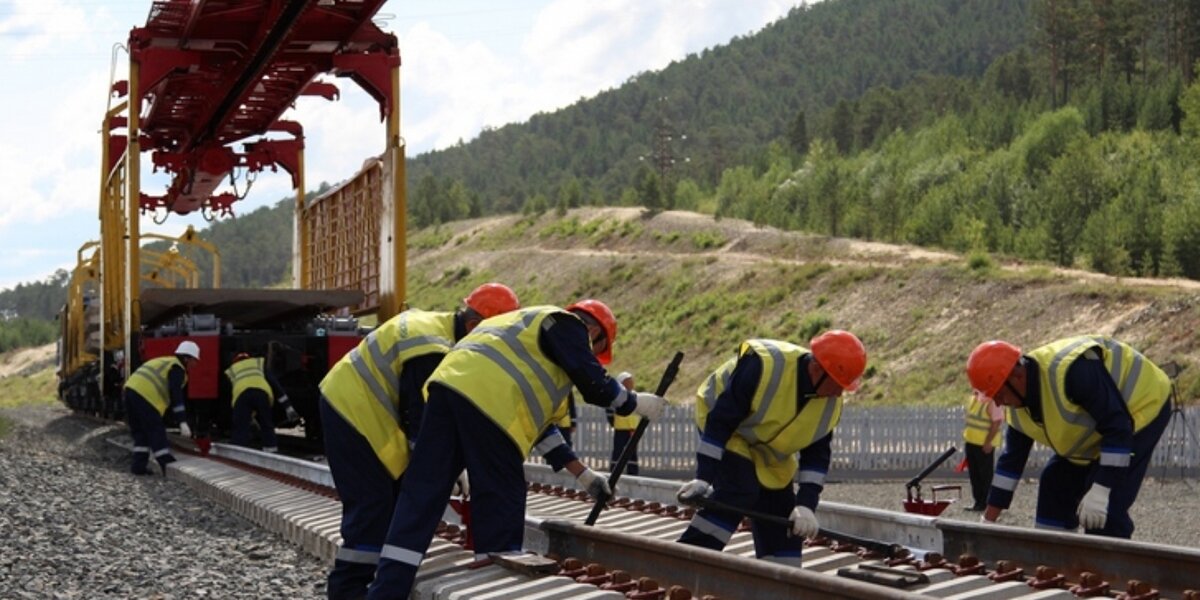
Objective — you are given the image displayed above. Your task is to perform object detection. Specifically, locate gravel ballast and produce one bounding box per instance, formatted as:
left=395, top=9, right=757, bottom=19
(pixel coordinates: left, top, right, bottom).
left=3, top=403, right=1198, bottom=600
left=0, top=405, right=328, bottom=599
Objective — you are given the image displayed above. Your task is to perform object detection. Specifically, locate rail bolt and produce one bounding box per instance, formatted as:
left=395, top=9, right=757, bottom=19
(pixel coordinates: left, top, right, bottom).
left=558, top=557, right=587, bottom=579
left=666, top=585, right=693, bottom=599
left=951, top=554, right=985, bottom=576
left=988, top=560, right=1025, bottom=583
left=600, top=570, right=639, bottom=593
left=1029, top=566, right=1066, bottom=589
left=919, top=552, right=947, bottom=571
left=627, top=576, right=665, bottom=599
left=1069, top=571, right=1111, bottom=597
left=577, top=563, right=611, bottom=585
left=1115, top=579, right=1159, bottom=600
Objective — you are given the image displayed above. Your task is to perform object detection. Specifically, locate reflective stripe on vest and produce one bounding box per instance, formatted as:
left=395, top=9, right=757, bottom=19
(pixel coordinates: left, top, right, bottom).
left=429, top=307, right=574, bottom=457
left=225, top=357, right=273, bottom=406
left=694, top=339, right=843, bottom=489
left=125, top=356, right=186, bottom=416
left=1007, top=336, right=1170, bottom=465
left=963, top=396, right=1001, bottom=446
left=320, top=309, right=455, bottom=479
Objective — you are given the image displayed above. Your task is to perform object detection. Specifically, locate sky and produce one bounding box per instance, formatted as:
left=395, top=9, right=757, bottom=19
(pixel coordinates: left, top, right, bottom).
left=0, top=0, right=802, bottom=292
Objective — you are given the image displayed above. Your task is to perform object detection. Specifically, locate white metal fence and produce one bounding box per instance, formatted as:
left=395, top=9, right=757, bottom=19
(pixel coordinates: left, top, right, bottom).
left=550, top=404, right=1200, bottom=480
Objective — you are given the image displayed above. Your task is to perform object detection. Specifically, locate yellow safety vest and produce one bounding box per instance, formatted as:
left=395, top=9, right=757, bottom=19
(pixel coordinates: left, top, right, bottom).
left=613, top=411, right=642, bottom=430
left=320, top=309, right=455, bottom=479
left=125, top=356, right=187, bottom=416
left=695, top=339, right=843, bottom=489
left=1007, top=336, right=1171, bottom=465
left=429, top=307, right=575, bottom=458
left=963, top=396, right=1002, bottom=446
left=225, top=357, right=273, bottom=406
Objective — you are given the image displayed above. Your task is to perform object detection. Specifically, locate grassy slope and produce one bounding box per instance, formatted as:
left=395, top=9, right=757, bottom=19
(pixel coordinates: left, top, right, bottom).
left=405, top=208, right=1200, bottom=407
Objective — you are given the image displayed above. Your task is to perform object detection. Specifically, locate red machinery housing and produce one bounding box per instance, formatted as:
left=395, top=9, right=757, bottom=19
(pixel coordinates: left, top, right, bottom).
left=134, top=288, right=364, bottom=441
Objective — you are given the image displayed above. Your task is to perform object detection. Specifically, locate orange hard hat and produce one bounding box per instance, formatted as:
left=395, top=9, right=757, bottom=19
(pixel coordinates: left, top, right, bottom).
left=233, top=352, right=251, bottom=363
left=463, top=283, right=520, bottom=319
left=566, top=299, right=617, bottom=365
left=966, top=340, right=1021, bottom=400
left=810, top=330, right=867, bottom=392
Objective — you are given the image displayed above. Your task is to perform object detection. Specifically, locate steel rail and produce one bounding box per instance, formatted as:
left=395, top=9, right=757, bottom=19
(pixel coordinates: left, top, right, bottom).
left=528, top=516, right=935, bottom=600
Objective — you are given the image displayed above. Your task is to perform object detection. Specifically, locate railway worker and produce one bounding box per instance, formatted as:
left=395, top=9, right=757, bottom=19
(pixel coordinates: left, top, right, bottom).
left=124, top=340, right=199, bottom=476
left=607, top=371, right=642, bottom=475
left=366, top=299, right=668, bottom=599
left=224, top=352, right=298, bottom=452
left=967, top=336, right=1173, bottom=538
left=676, top=331, right=868, bottom=567
left=319, top=282, right=521, bottom=600
left=962, top=393, right=1004, bottom=511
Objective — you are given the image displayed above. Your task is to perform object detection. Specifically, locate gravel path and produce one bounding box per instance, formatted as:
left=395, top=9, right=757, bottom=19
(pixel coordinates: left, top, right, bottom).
left=0, top=404, right=328, bottom=599
left=821, top=475, right=1200, bottom=548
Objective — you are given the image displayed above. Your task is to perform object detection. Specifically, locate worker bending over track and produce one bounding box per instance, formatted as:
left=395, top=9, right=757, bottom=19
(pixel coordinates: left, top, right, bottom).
left=967, top=336, right=1172, bottom=538
left=366, top=300, right=667, bottom=599
left=676, top=331, right=867, bottom=567
left=124, top=341, right=199, bottom=475
left=319, top=283, right=520, bottom=600
left=224, top=352, right=297, bottom=452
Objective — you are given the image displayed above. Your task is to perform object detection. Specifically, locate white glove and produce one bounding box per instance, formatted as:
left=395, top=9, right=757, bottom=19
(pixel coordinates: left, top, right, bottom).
left=285, top=406, right=300, bottom=422
left=676, top=479, right=713, bottom=503
left=1077, top=484, right=1110, bottom=530
left=576, top=468, right=612, bottom=499
left=452, top=470, right=470, bottom=498
left=179, top=421, right=192, bottom=438
left=632, top=392, right=666, bottom=421
left=790, top=505, right=819, bottom=538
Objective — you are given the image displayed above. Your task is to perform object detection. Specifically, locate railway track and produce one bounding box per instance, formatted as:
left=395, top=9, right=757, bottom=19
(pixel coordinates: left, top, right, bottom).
left=144, top=436, right=1200, bottom=599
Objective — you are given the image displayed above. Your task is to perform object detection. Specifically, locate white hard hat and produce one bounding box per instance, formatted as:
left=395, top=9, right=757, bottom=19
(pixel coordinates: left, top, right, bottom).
left=175, top=340, right=201, bottom=361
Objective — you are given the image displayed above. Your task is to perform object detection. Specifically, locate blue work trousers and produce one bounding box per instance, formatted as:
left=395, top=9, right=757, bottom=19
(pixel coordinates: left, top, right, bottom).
left=125, top=390, right=175, bottom=475
left=677, top=451, right=803, bottom=563
left=232, top=389, right=278, bottom=451
left=366, top=385, right=526, bottom=600
left=320, top=396, right=403, bottom=600
left=610, top=428, right=639, bottom=475
left=1035, top=400, right=1172, bottom=538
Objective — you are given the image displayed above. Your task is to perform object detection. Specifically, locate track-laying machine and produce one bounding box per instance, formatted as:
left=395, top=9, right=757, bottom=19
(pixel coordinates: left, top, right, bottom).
left=57, top=0, right=410, bottom=443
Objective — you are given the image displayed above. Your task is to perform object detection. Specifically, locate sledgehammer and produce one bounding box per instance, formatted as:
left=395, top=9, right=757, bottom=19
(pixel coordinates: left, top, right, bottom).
left=585, top=351, right=685, bottom=526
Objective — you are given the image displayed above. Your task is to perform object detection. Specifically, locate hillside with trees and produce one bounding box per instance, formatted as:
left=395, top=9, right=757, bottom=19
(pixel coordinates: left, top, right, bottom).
left=405, top=0, right=1034, bottom=223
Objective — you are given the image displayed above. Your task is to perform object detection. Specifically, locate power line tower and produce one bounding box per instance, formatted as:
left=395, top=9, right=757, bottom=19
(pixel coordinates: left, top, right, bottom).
left=639, top=96, right=689, bottom=194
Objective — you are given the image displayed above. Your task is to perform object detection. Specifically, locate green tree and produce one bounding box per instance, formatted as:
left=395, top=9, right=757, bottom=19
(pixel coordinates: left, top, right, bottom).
left=788, top=110, right=809, bottom=155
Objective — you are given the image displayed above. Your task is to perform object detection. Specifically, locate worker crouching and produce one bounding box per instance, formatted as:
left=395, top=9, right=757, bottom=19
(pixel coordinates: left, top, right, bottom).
left=967, top=336, right=1172, bottom=538
left=676, top=331, right=867, bottom=567
left=225, top=352, right=298, bottom=452
left=125, top=341, right=198, bottom=475
left=365, top=300, right=667, bottom=599
left=320, top=283, right=521, bottom=600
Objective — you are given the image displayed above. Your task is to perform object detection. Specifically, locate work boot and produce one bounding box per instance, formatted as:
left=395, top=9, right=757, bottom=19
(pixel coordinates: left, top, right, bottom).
left=156, top=454, right=178, bottom=476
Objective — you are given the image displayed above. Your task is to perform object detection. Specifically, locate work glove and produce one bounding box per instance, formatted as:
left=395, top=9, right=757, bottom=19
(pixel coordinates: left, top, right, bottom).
left=178, top=421, right=192, bottom=438
left=452, top=470, right=470, bottom=498
left=1077, top=484, right=1110, bottom=530
left=576, top=468, right=612, bottom=500
left=615, top=372, right=634, bottom=387
left=676, top=479, right=713, bottom=503
left=285, top=406, right=300, bottom=422
left=632, top=393, right=666, bottom=421
left=789, top=505, right=819, bottom=538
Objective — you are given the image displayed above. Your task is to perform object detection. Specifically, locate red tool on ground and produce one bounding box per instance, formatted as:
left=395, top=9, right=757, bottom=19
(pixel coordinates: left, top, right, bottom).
left=448, top=496, right=474, bottom=550
left=902, top=446, right=961, bottom=516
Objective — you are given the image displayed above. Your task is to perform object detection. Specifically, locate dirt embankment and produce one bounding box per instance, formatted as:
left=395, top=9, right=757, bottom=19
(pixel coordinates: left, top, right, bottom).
left=0, top=343, right=56, bottom=379
left=406, top=208, right=1200, bottom=405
